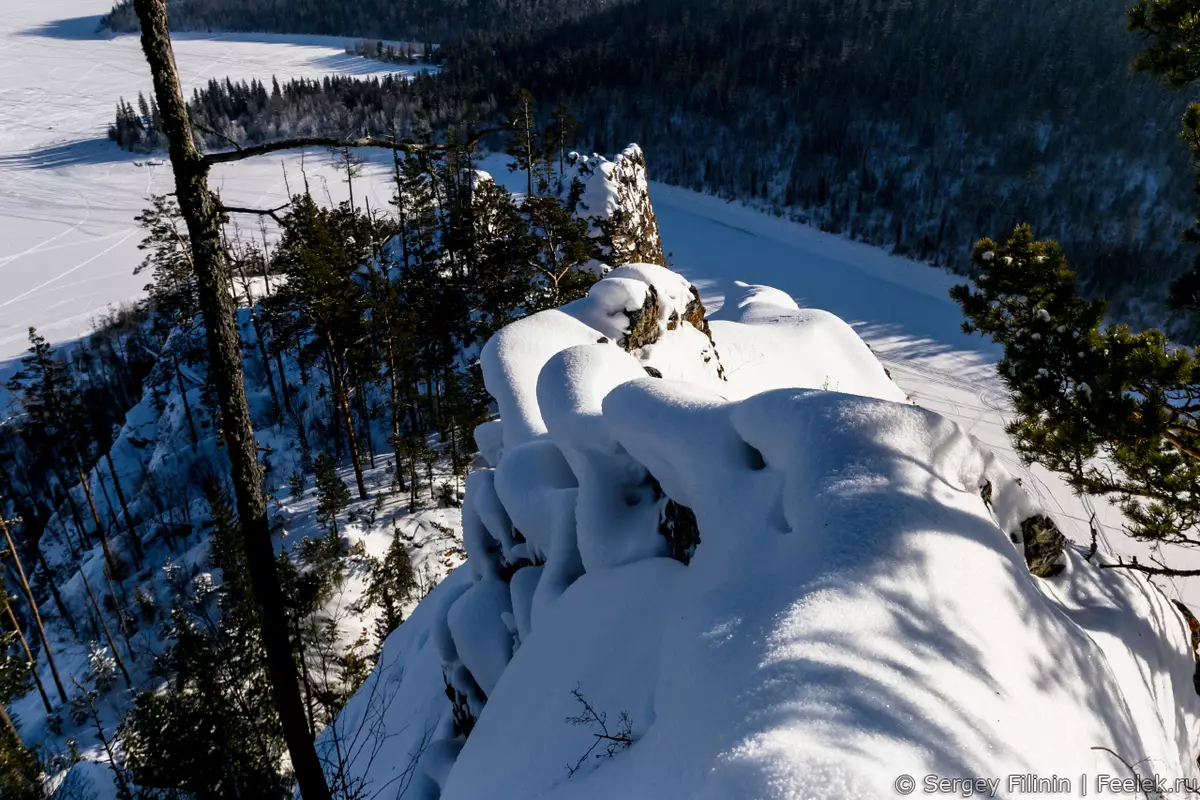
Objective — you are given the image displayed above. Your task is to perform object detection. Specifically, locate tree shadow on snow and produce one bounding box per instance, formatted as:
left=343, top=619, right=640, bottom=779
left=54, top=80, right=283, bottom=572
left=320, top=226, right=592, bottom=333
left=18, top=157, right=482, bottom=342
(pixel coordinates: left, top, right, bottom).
left=0, top=139, right=143, bottom=171
left=18, top=16, right=110, bottom=41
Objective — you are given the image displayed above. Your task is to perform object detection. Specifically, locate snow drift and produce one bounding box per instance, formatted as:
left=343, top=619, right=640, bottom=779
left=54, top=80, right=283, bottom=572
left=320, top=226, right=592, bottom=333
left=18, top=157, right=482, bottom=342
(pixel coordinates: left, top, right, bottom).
left=327, top=271, right=1200, bottom=798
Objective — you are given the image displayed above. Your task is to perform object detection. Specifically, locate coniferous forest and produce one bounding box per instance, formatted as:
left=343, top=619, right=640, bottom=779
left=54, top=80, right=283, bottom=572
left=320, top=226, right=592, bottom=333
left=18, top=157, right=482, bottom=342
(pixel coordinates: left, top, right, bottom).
left=5, top=86, right=620, bottom=793
left=9, top=0, right=1200, bottom=795
left=103, top=0, right=1200, bottom=325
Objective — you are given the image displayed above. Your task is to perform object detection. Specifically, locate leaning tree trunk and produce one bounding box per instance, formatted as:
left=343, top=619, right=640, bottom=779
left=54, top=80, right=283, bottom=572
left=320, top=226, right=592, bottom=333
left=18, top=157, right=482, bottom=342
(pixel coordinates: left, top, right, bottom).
left=76, top=461, right=122, bottom=582
left=2, top=598, right=51, bottom=714
left=326, top=336, right=369, bottom=500
left=0, top=509, right=67, bottom=704
left=78, top=568, right=131, bottom=689
left=130, top=3, right=333, bottom=798
left=105, top=452, right=144, bottom=569
left=33, top=546, right=76, bottom=638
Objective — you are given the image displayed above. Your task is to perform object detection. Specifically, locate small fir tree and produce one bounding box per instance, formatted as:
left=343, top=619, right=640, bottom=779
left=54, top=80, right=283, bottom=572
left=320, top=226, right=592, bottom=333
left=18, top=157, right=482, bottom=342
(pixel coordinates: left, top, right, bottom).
left=313, top=453, right=352, bottom=537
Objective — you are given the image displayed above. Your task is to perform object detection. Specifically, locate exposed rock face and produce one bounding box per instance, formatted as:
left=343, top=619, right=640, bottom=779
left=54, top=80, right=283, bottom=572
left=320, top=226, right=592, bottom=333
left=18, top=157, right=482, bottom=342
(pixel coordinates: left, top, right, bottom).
left=562, top=145, right=666, bottom=269
left=1019, top=514, right=1066, bottom=577
left=1171, top=600, right=1200, bottom=696
left=602, top=146, right=666, bottom=267
left=659, top=498, right=701, bottom=565
left=619, top=284, right=662, bottom=351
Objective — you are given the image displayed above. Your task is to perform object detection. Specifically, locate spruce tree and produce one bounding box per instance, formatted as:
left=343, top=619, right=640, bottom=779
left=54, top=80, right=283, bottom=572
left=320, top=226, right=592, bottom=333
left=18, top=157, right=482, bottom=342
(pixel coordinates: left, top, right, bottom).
left=313, top=454, right=351, bottom=538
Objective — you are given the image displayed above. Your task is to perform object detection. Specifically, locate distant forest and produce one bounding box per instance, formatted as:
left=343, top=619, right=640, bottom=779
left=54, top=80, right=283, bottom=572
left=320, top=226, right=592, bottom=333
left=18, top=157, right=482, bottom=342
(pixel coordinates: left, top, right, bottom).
left=104, top=0, right=1200, bottom=326
left=100, top=0, right=632, bottom=43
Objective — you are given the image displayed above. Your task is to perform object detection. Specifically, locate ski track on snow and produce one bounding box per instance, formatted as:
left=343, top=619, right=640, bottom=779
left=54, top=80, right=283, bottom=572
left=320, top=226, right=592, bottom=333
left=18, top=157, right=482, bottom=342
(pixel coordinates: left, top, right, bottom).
left=0, top=0, right=419, bottom=360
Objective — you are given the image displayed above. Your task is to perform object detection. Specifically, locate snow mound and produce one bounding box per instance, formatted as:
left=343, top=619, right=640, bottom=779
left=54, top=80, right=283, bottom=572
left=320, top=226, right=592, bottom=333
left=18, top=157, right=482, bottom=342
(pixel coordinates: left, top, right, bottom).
left=327, top=267, right=1200, bottom=798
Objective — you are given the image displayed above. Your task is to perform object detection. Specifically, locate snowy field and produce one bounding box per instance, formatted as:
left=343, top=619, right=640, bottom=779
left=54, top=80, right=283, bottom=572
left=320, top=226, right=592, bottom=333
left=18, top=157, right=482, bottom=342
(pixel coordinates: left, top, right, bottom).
left=1, top=0, right=1193, bottom=606
left=0, top=0, right=417, bottom=359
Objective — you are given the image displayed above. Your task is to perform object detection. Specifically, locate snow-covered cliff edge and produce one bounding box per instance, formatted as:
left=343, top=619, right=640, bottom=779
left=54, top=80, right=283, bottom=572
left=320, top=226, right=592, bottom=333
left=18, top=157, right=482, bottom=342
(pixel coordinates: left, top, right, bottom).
left=324, top=267, right=1200, bottom=798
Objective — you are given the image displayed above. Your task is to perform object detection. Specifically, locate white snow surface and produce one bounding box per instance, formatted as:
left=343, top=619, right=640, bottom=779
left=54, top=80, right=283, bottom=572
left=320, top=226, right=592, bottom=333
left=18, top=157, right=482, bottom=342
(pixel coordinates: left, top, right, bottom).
left=328, top=265, right=1200, bottom=799
left=0, top=0, right=427, bottom=360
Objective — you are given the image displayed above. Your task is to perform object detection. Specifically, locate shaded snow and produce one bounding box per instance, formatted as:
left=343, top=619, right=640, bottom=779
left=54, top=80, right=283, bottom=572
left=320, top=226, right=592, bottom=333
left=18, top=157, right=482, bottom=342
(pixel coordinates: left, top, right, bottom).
left=331, top=263, right=1200, bottom=798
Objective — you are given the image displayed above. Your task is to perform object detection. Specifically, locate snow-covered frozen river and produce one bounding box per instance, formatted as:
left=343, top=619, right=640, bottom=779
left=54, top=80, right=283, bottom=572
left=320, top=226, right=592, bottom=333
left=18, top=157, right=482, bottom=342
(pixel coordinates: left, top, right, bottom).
left=0, top=0, right=413, bottom=358
left=3, top=0, right=1195, bottom=600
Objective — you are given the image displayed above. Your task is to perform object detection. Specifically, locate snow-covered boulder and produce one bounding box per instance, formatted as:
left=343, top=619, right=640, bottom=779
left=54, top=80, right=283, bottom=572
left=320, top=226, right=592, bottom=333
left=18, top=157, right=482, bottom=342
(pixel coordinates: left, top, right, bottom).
left=324, top=267, right=1200, bottom=799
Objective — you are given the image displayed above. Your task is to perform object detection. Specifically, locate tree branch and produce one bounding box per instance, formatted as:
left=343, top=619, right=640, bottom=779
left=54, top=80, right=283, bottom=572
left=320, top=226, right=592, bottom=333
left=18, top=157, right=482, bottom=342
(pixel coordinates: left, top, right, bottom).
left=192, top=121, right=243, bottom=152
left=217, top=202, right=290, bottom=224
left=1098, top=558, right=1200, bottom=577
left=200, top=128, right=502, bottom=167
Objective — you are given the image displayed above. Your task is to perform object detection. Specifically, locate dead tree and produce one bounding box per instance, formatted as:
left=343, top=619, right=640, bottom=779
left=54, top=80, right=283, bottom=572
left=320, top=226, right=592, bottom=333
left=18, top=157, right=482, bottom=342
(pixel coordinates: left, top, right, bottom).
left=0, top=509, right=67, bottom=704
left=2, top=595, right=52, bottom=714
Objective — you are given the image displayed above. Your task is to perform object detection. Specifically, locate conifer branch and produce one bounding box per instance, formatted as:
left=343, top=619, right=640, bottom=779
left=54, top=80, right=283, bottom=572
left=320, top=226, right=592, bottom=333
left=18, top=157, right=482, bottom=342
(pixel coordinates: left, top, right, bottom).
left=200, top=128, right=501, bottom=167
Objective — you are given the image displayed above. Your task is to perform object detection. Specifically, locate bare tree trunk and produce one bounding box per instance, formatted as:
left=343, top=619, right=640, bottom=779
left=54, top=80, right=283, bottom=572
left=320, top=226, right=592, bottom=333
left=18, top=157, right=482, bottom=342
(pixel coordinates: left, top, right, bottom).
left=77, top=463, right=122, bottom=582
left=34, top=547, right=77, bottom=638
left=78, top=567, right=131, bottom=689
left=327, top=337, right=369, bottom=500
left=0, top=702, right=22, bottom=745
left=235, top=258, right=282, bottom=422
left=0, top=510, right=67, bottom=704
left=356, top=380, right=376, bottom=469
left=51, top=464, right=91, bottom=550
left=105, top=452, right=144, bottom=570
left=130, top=3, right=333, bottom=796
left=2, top=598, right=51, bottom=713
left=294, top=616, right=318, bottom=739
left=176, top=364, right=199, bottom=447
left=386, top=339, right=408, bottom=492
left=103, top=564, right=137, bottom=664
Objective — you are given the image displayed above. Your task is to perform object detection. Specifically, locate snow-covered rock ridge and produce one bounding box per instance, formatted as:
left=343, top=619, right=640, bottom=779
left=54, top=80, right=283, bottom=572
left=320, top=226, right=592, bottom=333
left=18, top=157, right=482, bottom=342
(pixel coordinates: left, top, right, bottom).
left=561, top=144, right=667, bottom=269
left=327, top=267, right=1200, bottom=798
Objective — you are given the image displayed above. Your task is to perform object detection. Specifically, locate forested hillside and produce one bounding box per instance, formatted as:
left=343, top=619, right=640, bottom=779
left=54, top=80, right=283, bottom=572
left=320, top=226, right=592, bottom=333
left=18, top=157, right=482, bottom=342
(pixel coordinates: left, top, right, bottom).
left=104, top=0, right=1200, bottom=328
left=100, top=0, right=633, bottom=44
left=0, top=129, right=669, bottom=796
left=439, top=0, right=1195, bottom=317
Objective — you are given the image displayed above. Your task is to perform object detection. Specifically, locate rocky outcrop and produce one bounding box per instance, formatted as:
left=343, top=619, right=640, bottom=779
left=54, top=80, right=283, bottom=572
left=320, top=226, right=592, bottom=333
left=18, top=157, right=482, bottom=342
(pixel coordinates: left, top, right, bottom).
left=619, top=284, right=663, bottom=351
left=1019, top=514, right=1066, bottom=577
left=562, top=145, right=666, bottom=269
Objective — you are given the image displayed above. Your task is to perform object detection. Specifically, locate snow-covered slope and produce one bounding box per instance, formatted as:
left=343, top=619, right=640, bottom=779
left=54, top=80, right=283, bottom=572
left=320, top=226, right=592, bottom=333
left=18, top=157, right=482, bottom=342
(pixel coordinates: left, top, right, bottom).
left=327, top=269, right=1200, bottom=798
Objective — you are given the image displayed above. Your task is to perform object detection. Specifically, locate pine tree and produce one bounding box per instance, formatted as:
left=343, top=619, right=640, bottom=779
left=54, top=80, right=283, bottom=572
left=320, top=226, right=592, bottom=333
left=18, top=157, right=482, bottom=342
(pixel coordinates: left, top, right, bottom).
left=545, top=103, right=579, bottom=181
left=273, top=194, right=372, bottom=501
left=945, top=0, right=1200, bottom=577
left=524, top=193, right=602, bottom=311
left=313, top=454, right=351, bottom=537
left=365, top=527, right=417, bottom=640
left=7, top=328, right=125, bottom=582
left=134, top=195, right=199, bottom=330
left=952, top=225, right=1200, bottom=573
left=506, top=89, right=540, bottom=198
left=129, top=3, right=332, bottom=795
left=471, top=176, right=537, bottom=337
